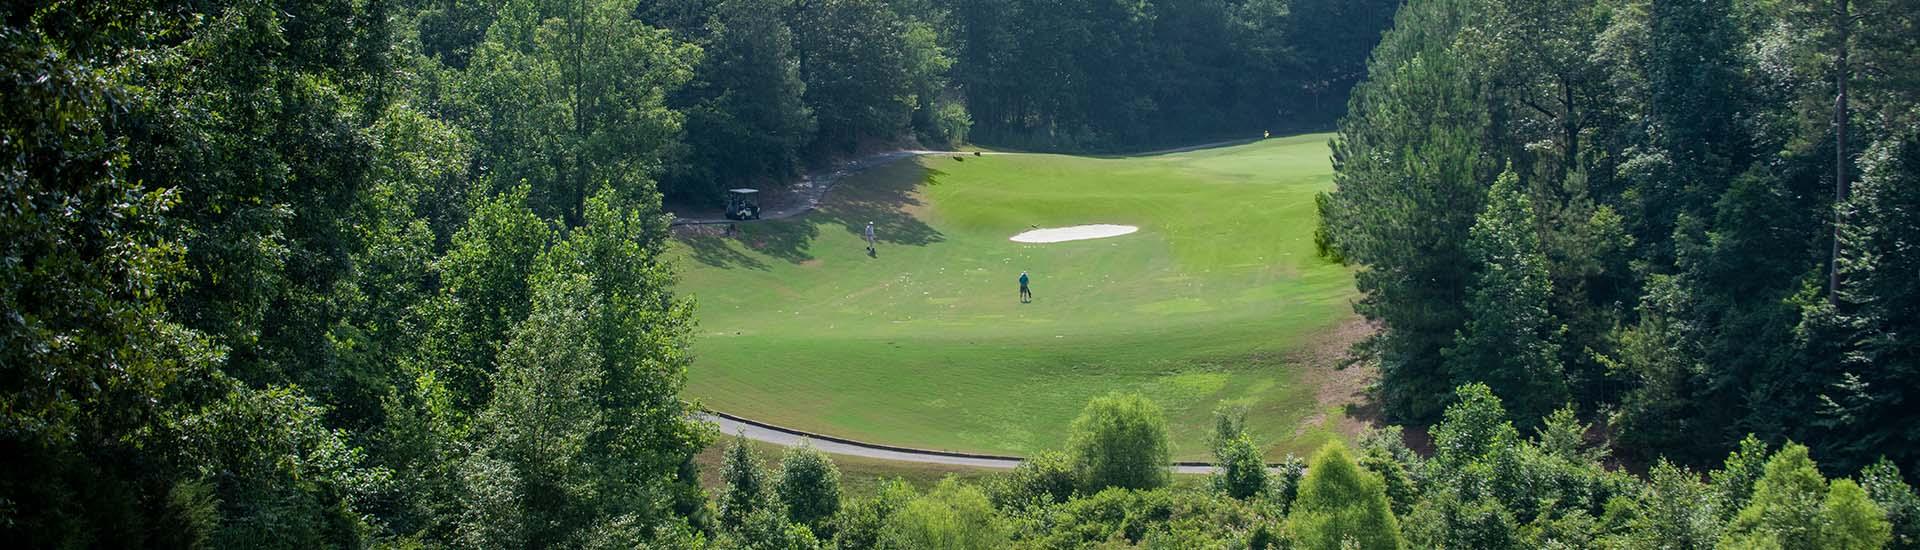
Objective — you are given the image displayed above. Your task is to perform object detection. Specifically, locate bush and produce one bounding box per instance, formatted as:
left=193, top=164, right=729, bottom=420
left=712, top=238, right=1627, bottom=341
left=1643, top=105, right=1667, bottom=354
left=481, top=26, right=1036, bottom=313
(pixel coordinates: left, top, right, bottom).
left=1214, top=434, right=1269, bottom=500
left=1270, top=454, right=1307, bottom=513
left=716, top=507, right=821, bottom=550
left=1006, top=486, right=1270, bottom=548
left=777, top=445, right=843, bottom=538
left=878, top=479, right=1006, bottom=550
left=1858, top=458, right=1920, bottom=550
left=994, top=450, right=1077, bottom=507
left=1285, top=442, right=1404, bottom=550
left=720, top=437, right=777, bottom=530
left=1066, top=392, right=1172, bottom=492
left=833, top=480, right=917, bottom=550
left=1719, top=443, right=1890, bottom=550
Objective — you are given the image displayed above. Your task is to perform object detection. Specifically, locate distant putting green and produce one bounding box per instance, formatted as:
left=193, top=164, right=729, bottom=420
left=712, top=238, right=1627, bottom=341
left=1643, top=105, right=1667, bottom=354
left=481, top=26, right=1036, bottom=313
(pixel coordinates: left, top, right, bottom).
left=672, top=134, right=1360, bottom=460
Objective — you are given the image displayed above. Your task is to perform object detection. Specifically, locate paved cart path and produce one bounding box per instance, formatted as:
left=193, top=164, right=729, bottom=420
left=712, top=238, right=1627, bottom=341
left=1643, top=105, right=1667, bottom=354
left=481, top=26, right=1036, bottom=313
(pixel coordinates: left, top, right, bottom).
left=700, top=412, right=1230, bottom=475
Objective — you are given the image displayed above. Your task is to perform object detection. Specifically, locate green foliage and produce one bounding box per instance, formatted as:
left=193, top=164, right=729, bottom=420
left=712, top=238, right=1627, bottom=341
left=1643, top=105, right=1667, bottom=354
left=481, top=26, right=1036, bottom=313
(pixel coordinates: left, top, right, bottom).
left=1719, top=443, right=1891, bottom=550
left=1214, top=434, right=1270, bottom=500
left=1535, top=407, right=1604, bottom=465
left=13, top=0, right=1920, bottom=546
left=1445, top=170, right=1568, bottom=423
left=464, top=0, right=697, bottom=224
left=1402, top=487, right=1522, bottom=550
left=180, top=385, right=385, bottom=549
left=832, top=479, right=918, bottom=550
left=878, top=478, right=1007, bottom=550
left=717, top=507, right=823, bottom=550
left=1007, top=485, right=1273, bottom=549
left=1821, top=479, right=1894, bottom=550
left=1319, top=0, right=1496, bottom=422
left=793, top=0, right=923, bottom=152
left=1357, top=442, right=1419, bottom=517
left=1603, top=460, right=1725, bottom=549
left=431, top=186, right=553, bottom=410
left=994, top=450, right=1078, bottom=507
left=1, top=3, right=204, bottom=543
left=953, top=0, right=1398, bottom=150
left=1712, top=436, right=1775, bottom=519
left=457, top=273, right=606, bottom=547
left=1859, top=459, right=1920, bottom=549
left=1066, top=392, right=1173, bottom=492
left=1270, top=454, right=1309, bottom=513
left=1319, top=0, right=1920, bottom=477
left=720, top=437, right=779, bottom=531
left=777, top=445, right=843, bottom=538
left=1286, top=442, right=1404, bottom=550
left=668, top=0, right=816, bottom=203
left=1210, top=403, right=1269, bottom=500
left=1431, top=384, right=1521, bottom=471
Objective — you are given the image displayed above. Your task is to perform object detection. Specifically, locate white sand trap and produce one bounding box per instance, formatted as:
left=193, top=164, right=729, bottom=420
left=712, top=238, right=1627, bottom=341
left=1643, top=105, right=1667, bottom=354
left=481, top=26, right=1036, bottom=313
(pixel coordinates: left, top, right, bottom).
left=1010, top=224, right=1139, bottom=243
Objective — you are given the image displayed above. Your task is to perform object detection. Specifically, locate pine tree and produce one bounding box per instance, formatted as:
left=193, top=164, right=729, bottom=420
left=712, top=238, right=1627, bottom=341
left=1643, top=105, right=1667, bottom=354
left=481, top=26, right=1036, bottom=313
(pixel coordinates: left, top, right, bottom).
left=1445, top=170, right=1568, bottom=423
left=720, top=437, right=778, bottom=531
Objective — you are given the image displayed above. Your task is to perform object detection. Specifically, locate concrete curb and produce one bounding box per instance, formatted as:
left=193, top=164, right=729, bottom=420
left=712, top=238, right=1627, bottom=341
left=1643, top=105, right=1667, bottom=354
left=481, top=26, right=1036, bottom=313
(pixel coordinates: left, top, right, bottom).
left=703, top=410, right=1026, bottom=462
left=700, top=410, right=1295, bottom=470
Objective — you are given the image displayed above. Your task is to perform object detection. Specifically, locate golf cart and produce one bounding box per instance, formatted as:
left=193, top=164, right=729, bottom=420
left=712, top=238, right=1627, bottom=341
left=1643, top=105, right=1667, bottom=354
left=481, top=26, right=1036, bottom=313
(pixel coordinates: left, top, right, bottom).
left=725, top=188, right=762, bottom=220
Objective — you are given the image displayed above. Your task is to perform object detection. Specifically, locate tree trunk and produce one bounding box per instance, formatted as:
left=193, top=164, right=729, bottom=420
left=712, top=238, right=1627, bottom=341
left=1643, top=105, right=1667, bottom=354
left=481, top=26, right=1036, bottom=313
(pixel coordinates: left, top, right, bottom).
left=1830, top=0, right=1851, bottom=305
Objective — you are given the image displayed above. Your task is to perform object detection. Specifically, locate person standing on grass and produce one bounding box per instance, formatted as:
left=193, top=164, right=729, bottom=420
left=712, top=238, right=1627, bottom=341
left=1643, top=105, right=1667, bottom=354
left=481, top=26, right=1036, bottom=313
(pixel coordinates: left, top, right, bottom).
left=864, top=221, right=877, bottom=256
left=1019, top=271, right=1032, bottom=303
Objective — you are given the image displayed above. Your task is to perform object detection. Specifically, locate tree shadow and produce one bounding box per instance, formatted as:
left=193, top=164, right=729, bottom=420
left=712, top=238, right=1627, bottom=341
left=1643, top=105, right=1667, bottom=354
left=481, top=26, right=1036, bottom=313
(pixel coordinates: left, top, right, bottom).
left=673, top=225, right=771, bottom=270
left=808, top=160, right=946, bottom=250
left=967, top=136, right=1262, bottom=159
left=739, top=219, right=820, bottom=265
left=671, top=158, right=944, bottom=268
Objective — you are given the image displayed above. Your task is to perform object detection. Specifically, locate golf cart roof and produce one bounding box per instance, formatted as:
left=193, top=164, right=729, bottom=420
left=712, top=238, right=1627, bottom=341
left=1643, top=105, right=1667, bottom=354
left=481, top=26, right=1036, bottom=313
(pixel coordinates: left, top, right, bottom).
left=727, top=188, right=759, bottom=194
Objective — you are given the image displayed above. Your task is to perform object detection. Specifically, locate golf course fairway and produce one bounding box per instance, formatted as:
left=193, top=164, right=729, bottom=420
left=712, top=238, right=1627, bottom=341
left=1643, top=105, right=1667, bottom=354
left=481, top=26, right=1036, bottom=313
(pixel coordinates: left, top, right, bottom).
left=672, top=134, right=1362, bottom=460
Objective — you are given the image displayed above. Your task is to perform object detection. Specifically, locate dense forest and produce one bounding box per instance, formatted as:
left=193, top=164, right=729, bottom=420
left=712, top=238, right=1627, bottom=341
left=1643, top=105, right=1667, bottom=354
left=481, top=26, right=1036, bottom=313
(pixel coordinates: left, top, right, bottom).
left=1316, top=0, right=1920, bottom=477
left=6, top=0, right=1919, bottom=547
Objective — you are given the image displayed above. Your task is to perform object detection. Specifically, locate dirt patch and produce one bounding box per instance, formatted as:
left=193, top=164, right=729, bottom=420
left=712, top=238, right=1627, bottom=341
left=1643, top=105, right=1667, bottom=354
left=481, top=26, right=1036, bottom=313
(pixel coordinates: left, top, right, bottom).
left=1290, top=318, right=1384, bottom=440
left=1010, top=224, right=1139, bottom=243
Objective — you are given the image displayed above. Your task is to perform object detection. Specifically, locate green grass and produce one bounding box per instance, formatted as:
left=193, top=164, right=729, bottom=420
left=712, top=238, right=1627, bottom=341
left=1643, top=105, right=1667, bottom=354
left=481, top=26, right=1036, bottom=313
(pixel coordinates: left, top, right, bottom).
left=672, top=134, right=1358, bottom=461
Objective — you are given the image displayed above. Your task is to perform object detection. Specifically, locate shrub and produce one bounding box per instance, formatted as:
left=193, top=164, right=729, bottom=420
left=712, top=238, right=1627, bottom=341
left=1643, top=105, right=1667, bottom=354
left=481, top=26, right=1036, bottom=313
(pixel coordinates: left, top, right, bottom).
left=777, top=445, right=843, bottom=537
left=1066, top=392, right=1172, bottom=492
left=994, top=450, right=1077, bottom=507
left=1285, top=442, right=1404, bottom=550
left=878, top=479, right=1006, bottom=550
left=1214, top=434, right=1269, bottom=500
left=719, top=437, right=777, bottom=530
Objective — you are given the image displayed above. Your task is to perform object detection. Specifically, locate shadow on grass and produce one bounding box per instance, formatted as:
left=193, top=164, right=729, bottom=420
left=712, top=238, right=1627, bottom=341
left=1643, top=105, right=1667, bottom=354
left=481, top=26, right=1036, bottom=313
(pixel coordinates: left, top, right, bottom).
left=812, top=160, right=945, bottom=250
left=674, top=159, right=945, bottom=268
left=969, top=136, right=1263, bottom=159
left=674, top=224, right=771, bottom=270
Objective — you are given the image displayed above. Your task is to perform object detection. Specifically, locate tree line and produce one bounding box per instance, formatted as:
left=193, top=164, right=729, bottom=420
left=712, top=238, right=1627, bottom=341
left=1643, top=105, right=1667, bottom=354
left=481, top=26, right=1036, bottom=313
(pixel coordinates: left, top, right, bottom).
left=710, top=387, right=1918, bottom=549
left=951, top=0, right=1398, bottom=150
left=1317, top=0, right=1920, bottom=476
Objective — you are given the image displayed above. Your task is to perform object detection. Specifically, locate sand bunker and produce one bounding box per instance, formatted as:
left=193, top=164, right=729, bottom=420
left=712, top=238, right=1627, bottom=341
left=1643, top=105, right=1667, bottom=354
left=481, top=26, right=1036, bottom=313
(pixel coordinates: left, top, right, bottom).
left=1010, top=224, right=1139, bottom=243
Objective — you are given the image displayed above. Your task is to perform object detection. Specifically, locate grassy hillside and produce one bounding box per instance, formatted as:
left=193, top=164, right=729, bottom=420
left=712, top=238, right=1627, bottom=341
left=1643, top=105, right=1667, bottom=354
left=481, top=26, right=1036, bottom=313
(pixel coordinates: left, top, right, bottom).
left=673, top=134, right=1361, bottom=460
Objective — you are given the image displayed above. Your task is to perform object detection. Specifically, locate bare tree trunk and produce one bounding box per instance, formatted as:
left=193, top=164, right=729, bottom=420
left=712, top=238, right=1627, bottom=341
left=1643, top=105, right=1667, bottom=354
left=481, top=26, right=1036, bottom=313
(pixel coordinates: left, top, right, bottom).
left=1830, top=0, right=1851, bottom=305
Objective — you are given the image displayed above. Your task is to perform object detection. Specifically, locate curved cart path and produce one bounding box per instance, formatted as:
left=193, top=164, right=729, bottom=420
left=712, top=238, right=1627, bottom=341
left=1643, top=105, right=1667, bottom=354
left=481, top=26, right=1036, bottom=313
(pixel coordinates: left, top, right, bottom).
left=700, top=411, right=1230, bottom=475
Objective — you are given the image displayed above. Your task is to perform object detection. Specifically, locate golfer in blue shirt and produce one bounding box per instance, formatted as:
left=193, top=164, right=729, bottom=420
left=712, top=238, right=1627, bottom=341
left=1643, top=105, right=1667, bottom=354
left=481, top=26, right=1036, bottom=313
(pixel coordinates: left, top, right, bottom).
left=1019, top=271, right=1032, bottom=303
